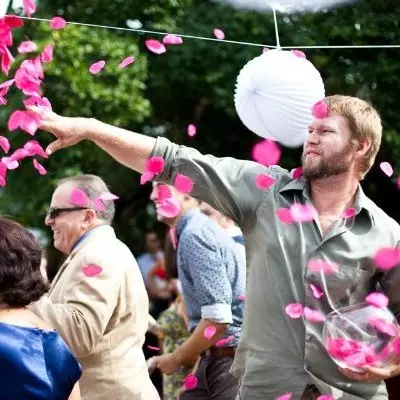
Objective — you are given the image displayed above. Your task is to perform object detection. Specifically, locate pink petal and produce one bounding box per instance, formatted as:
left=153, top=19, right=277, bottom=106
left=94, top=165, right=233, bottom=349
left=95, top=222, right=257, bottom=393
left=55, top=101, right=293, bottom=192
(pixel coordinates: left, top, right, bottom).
left=157, top=184, right=172, bottom=201
left=290, top=203, right=316, bottom=222
left=50, top=16, right=67, bottom=30
left=215, top=336, right=234, bottom=347
left=0, top=136, right=10, bottom=153
left=99, top=192, right=119, bottom=201
left=41, top=44, right=54, bottom=63
left=276, top=208, right=293, bottom=224
left=82, top=264, right=102, bottom=277
left=312, top=100, right=329, bottom=119
left=365, top=292, right=389, bottom=309
left=1, top=157, right=19, bottom=170
left=0, top=174, right=6, bottom=187
left=89, top=60, right=105, bottom=74
left=307, top=259, right=340, bottom=274
left=252, top=139, right=281, bottom=166
left=238, top=295, right=246, bottom=301
left=0, top=97, right=7, bottom=106
left=17, top=40, right=37, bottom=54
left=183, top=373, right=198, bottom=390
left=275, top=394, right=292, bottom=400
left=303, top=307, right=325, bottom=323
left=262, top=48, right=269, bottom=53
left=380, top=162, right=393, bottom=177
left=317, top=396, right=335, bottom=400
left=285, top=303, right=303, bottom=319
left=146, top=156, right=165, bottom=174
left=342, top=208, right=356, bottom=218
left=204, top=326, right=217, bottom=340
left=23, top=140, right=47, bottom=158
left=292, top=167, right=303, bottom=179
left=70, top=188, right=89, bottom=207
left=145, top=40, right=166, bottom=55
left=23, top=0, right=36, bottom=17
left=33, top=159, right=47, bottom=175
left=4, top=15, right=24, bottom=29
left=393, top=338, right=400, bottom=355
left=187, top=123, right=197, bottom=137
left=147, top=345, right=160, bottom=351
left=213, top=28, right=225, bottom=40
left=255, top=174, right=276, bottom=189
left=118, top=56, right=135, bottom=69
left=310, top=284, right=324, bottom=299
left=162, top=34, right=183, bottom=45
left=1, top=45, right=14, bottom=76
left=92, top=198, right=106, bottom=211
left=291, top=50, right=306, bottom=58
left=174, top=173, right=194, bottom=194
left=0, top=79, right=15, bottom=89
left=373, top=247, right=400, bottom=271
left=368, top=317, right=398, bottom=337
left=158, top=198, right=181, bottom=218
left=20, top=111, right=41, bottom=135
left=140, top=171, right=154, bottom=185
left=8, top=110, right=23, bottom=131
left=10, top=148, right=30, bottom=161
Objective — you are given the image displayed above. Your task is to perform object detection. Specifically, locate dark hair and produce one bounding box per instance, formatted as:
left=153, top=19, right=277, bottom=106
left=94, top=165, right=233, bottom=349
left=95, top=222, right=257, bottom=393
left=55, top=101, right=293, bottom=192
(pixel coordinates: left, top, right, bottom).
left=163, top=230, right=177, bottom=279
left=0, top=218, right=49, bottom=307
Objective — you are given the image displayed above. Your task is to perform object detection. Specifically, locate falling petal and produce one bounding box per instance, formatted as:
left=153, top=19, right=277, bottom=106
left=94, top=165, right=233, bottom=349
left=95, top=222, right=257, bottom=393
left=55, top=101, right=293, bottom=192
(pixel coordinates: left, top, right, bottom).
left=146, top=156, right=165, bottom=174
left=276, top=208, right=293, bottom=224
left=204, top=326, right=217, bottom=340
left=238, top=295, right=246, bottom=301
left=1, top=157, right=19, bottom=169
left=118, top=56, right=135, bottom=68
left=275, top=393, right=292, bottom=400
left=50, top=16, right=67, bottom=30
left=0, top=79, right=14, bottom=90
left=252, top=139, right=281, bottom=166
left=0, top=136, right=10, bottom=153
left=290, top=203, right=316, bottom=222
left=213, top=28, right=225, bottom=40
left=373, top=247, right=400, bottom=271
left=380, top=162, right=393, bottom=177
left=99, top=192, right=119, bottom=201
left=312, top=100, right=329, bottom=119
left=215, top=336, right=234, bottom=347
left=33, top=159, right=47, bottom=175
left=10, top=148, right=30, bottom=161
left=174, top=173, right=194, bottom=194
left=307, top=259, right=340, bottom=274
left=82, top=264, right=102, bottom=277
left=368, top=317, right=398, bottom=337
left=23, top=140, right=48, bottom=158
left=342, top=208, right=356, bottom=218
left=163, top=34, right=183, bottom=45
left=158, top=198, right=181, bottom=218
left=291, top=50, right=306, bottom=58
left=1, top=45, right=14, bottom=75
left=303, top=307, right=325, bottom=323
left=183, top=373, right=198, bottom=390
left=157, top=184, right=172, bottom=201
left=393, top=338, right=400, bottom=355
left=187, top=124, right=197, bottom=137
left=365, top=292, right=389, bottom=309
left=317, top=395, right=335, bottom=400
left=292, top=167, right=303, bottom=179
left=145, top=40, right=166, bottom=55
left=18, top=40, right=37, bottom=54
left=262, top=48, right=269, bottom=53
left=89, top=60, right=105, bottom=74
left=4, top=15, right=24, bottom=28
left=7, top=110, right=22, bottom=131
left=41, top=44, right=54, bottom=63
left=70, top=188, right=89, bottom=207
left=23, top=0, right=36, bottom=17
left=285, top=303, right=303, bottom=319
left=255, top=174, right=276, bottom=190
left=92, top=198, right=106, bottom=211
left=310, top=284, right=324, bottom=299
left=147, top=345, right=160, bottom=351
left=140, top=171, right=154, bottom=185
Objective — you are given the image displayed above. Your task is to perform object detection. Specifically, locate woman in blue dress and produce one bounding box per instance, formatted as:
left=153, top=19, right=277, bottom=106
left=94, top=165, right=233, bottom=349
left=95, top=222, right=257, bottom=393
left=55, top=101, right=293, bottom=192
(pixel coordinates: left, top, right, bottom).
left=0, top=217, right=82, bottom=400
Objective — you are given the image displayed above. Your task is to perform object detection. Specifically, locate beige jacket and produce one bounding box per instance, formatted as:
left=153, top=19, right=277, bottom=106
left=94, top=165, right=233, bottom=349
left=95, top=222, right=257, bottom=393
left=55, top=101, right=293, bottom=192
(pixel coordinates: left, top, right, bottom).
left=30, top=225, right=160, bottom=400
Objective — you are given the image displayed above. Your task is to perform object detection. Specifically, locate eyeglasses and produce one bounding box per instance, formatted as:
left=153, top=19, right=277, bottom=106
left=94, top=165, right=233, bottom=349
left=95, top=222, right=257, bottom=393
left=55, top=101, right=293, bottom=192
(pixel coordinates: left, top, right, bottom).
left=46, top=207, right=89, bottom=220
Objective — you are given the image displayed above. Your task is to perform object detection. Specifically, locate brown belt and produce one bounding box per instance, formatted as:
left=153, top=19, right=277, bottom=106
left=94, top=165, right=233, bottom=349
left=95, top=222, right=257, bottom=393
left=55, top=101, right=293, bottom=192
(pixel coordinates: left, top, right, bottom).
left=203, top=346, right=236, bottom=357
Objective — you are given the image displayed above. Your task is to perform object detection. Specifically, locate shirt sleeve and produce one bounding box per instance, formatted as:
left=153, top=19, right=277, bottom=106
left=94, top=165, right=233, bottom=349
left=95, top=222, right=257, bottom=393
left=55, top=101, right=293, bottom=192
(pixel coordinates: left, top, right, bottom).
left=151, top=136, right=282, bottom=232
left=180, top=229, right=233, bottom=324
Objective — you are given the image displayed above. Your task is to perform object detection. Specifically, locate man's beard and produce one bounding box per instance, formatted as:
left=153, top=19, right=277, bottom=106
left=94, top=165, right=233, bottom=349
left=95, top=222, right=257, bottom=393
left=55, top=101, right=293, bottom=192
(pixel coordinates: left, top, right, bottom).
left=301, top=142, right=355, bottom=181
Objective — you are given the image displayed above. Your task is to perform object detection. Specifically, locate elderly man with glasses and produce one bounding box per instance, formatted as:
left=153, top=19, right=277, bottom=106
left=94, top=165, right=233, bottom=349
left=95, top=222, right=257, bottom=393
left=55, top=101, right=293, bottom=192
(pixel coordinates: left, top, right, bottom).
left=29, top=174, right=159, bottom=400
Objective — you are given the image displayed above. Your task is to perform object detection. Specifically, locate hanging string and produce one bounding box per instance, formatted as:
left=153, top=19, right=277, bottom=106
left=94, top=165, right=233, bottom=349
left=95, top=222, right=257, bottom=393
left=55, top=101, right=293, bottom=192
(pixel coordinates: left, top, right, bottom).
left=272, top=8, right=281, bottom=49
left=9, top=15, right=400, bottom=50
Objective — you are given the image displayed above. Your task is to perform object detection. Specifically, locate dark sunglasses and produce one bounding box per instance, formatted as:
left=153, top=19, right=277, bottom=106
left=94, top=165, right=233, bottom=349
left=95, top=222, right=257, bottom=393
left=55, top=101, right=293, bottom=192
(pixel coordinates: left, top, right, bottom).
left=46, top=207, right=89, bottom=220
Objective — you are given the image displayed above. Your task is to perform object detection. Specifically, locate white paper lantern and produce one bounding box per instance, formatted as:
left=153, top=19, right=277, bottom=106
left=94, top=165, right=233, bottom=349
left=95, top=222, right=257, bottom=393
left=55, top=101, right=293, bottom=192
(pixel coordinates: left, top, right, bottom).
left=234, top=49, right=325, bottom=147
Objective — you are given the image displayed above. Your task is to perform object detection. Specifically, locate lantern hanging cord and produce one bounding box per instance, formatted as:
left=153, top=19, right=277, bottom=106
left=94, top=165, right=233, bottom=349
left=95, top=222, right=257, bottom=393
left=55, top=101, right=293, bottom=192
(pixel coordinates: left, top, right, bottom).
left=9, top=15, right=400, bottom=50
left=272, top=8, right=281, bottom=49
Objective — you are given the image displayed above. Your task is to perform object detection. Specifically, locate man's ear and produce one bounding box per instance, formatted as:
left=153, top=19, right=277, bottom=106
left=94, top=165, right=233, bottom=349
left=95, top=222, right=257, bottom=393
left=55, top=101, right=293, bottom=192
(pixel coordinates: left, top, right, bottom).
left=84, top=209, right=97, bottom=225
left=356, top=137, right=372, bottom=157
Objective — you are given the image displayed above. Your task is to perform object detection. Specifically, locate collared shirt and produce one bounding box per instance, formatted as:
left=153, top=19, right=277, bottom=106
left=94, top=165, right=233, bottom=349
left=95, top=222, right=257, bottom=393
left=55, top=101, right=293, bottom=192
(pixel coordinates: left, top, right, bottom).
left=176, top=209, right=246, bottom=347
left=152, top=137, right=400, bottom=400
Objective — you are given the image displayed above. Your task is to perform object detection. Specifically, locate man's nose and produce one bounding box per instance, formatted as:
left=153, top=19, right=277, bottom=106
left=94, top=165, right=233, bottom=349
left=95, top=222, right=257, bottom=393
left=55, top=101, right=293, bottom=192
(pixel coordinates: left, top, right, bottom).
left=44, top=214, right=52, bottom=226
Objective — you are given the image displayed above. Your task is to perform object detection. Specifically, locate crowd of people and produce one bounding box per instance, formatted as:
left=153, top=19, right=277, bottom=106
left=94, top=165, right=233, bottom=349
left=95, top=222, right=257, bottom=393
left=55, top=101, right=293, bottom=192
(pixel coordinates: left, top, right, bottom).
left=0, top=94, right=399, bottom=400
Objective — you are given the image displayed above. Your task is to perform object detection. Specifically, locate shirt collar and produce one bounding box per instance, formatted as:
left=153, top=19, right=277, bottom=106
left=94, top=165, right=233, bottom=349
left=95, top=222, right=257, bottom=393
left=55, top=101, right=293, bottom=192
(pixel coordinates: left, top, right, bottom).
left=70, top=225, right=104, bottom=253
left=176, top=208, right=201, bottom=239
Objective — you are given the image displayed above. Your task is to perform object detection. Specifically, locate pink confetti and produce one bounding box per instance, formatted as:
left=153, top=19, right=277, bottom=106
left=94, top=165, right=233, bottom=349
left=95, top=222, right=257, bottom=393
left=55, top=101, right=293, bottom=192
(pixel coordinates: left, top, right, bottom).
left=70, top=188, right=89, bottom=207
left=292, top=167, right=303, bottom=179
left=317, top=396, right=335, bottom=400
left=368, top=317, right=398, bottom=337
left=1, top=46, right=14, bottom=76
left=157, top=184, right=172, bottom=201
left=82, top=264, right=102, bottom=277
left=0, top=162, right=7, bottom=187
left=255, top=174, right=276, bottom=190
left=373, top=247, right=400, bottom=271
left=380, top=162, right=393, bottom=177
left=23, top=0, right=36, bottom=17
left=365, top=292, right=389, bottom=309
left=310, top=284, right=324, bottom=299
left=213, top=28, right=225, bottom=40
left=312, top=100, right=329, bottom=119
left=174, top=173, right=194, bottom=194
left=17, top=41, right=37, bottom=54
left=92, top=198, right=106, bottom=211
left=140, top=171, right=154, bottom=185
left=204, top=326, right=217, bottom=340
left=41, top=44, right=54, bottom=63
left=10, top=148, right=29, bottom=161
left=291, top=50, right=306, bottom=58
left=183, top=373, right=198, bottom=390
left=276, top=208, right=293, bottom=224
left=99, top=192, right=119, bottom=201
left=285, top=303, right=303, bottom=319
left=0, top=136, right=10, bottom=153
left=145, top=40, right=166, bottom=55
left=118, top=56, right=135, bottom=69
left=146, top=156, right=165, bottom=174
left=275, top=394, right=292, bottom=400
left=147, top=345, right=160, bottom=351
left=89, top=60, right=105, bottom=74
left=163, top=34, right=183, bottom=45
left=342, top=208, right=356, bottom=218
left=158, top=198, right=181, bottom=218
left=4, top=15, right=24, bottom=29
left=0, top=79, right=15, bottom=90
left=50, top=17, right=67, bottom=30
left=393, top=338, right=400, bottom=355
left=187, top=124, right=197, bottom=137
left=23, top=140, right=48, bottom=158
left=303, top=307, right=325, bottom=323
left=33, top=159, right=47, bottom=175
left=290, top=203, right=316, bottom=222
left=215, top=336, right=234, bottom=347
left=8, top=110, right=41, bottom=135
left=263, top=48, right=269, bottom=53
left=238, top=295, right=246, bottom=301
left=1, top=157, right=18, bottom=170
left=252, top=139, right=281, bottom=166
left=307, top=259, right=339, bottom=275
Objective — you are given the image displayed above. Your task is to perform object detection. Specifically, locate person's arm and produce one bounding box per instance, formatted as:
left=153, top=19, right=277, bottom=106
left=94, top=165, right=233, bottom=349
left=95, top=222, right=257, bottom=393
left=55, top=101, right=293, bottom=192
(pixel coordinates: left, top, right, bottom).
left=68, top=382, right=81, bottom=400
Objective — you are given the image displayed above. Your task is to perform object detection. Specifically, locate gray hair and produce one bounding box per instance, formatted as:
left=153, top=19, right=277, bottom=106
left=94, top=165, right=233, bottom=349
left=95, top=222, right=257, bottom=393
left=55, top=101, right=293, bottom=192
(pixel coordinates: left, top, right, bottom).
left=57, top=174, right=116, bottom=224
